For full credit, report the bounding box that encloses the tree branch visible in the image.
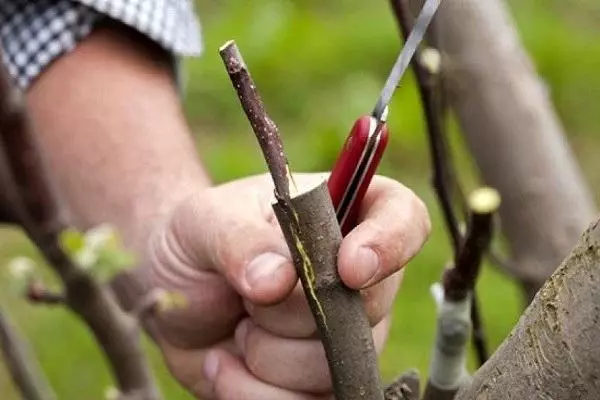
[0,54,160,400]
[0,306,55,400]
[455,217,600,399]
[219,40,384,400]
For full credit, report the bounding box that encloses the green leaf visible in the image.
[59,228,85,256]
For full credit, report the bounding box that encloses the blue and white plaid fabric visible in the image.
[0,0,203,89]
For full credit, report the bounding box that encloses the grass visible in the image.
[1,0,599,398]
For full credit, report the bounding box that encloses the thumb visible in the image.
[157,184,298,306]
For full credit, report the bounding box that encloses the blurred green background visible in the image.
[1,0,599,398]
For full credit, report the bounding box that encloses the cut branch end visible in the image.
[468,187,501,215]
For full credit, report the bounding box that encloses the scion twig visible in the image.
[218,40,293,201]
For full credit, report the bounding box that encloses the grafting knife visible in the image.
[328,0,442,235]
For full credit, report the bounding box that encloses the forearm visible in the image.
[24,22,211,253]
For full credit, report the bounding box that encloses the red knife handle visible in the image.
[328,115,389,236]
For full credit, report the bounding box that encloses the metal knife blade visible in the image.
[372,0,442,120]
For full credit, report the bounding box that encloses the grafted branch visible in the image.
[443,189,499,302]
[219,40,385,400]
[422,188,499,400]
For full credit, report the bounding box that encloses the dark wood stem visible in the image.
[0,307,54,400]
[443,189,499,302]
[469,294,488,365]
[0,53,160,400]
[219,40,384,400]
[389,0,461,254]
[388,0,490,366]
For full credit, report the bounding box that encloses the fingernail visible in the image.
[246,252,289,290]
[203,352,219,382]
[354,247,380,287]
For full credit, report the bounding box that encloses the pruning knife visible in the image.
[328,0,442,235]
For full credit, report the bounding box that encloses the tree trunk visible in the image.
[454,217,600,399]
[418,0,597,303]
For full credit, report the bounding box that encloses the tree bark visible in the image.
[273,182,384,400]
[455,217,600,399]
[415,0,597,303]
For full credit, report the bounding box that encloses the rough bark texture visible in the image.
[273,181,384,400]
[455,217,600,399]
[411,0,597,303]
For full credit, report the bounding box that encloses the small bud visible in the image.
[420,48,441,74]
[468,187,501,215]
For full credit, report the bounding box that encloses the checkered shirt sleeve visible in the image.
[0,0,203,89]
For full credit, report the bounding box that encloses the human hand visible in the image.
[147,172,431,399]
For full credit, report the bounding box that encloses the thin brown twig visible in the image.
[0,306,55,400]
[389,0,461,254]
